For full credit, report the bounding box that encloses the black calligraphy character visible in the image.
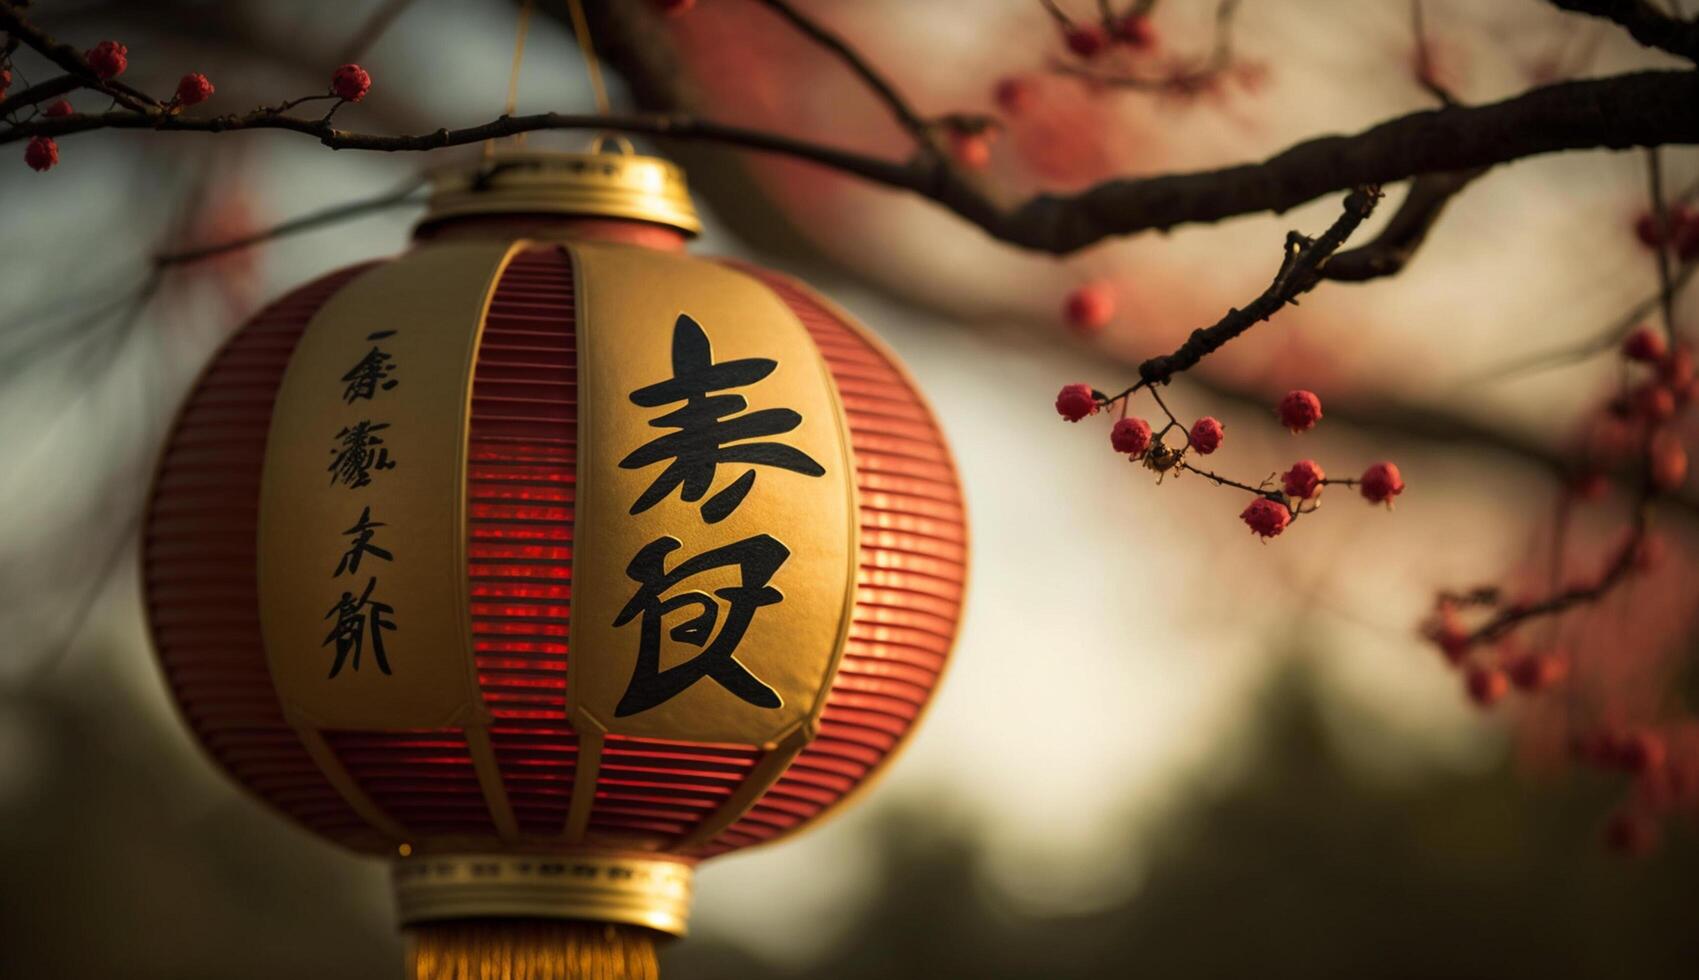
[334,505,394,577]
[612,534,789,716]
[620,314,824,524]
[328,420,396,489]
[321,576,397,678]
[340,331,399,403]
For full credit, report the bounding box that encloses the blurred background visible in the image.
[2,1,1697,976]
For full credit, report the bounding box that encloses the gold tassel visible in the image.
[408,920,660,980]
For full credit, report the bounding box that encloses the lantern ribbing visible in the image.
[141,150,967,974]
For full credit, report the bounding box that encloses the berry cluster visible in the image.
[7,38,224,172]
[9,35,373,173]
[1063,13,1158,61]
[1055,382,1402,539]
[1425,305,1698,853]
[1423,595,1572,708]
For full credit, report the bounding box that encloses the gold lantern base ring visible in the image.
[392,852,696,938]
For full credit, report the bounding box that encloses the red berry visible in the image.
[1508,651,1569,691]
[1634,211,1666,249]
[1464,665,1509,707]
[43,99,72,117]
[175,72,215,107]
[1620,730,1667,774]
[0,68,11,99]
[1065,24,1109,58]
[949,129,991,169]
[1632,381,1676,422]
[1189,417,1224,455]
[24,136,58,172]
[1675,209,1699,261]
[1110,417,1152,456]
[1276,389,1322,433]
[85,40,128,80]
[1281,459,1325,499]
[1604,810,1659,856]
[331,63,372,102]
[1649,431,1687,491]
[1240,497,1290,539]
[993,76,1034,115]
[1623,325,1667,363]
[1112,14,1157,49]
[1427,615,1471,665]
[1055,383,1098,422]
[1359,462,1405,506]
[1064,282,1115,333]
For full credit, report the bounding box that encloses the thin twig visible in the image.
[1179,461,1276,497]
[1131,185,1384,388]
[1466,260,1698,381]
[1470,504,1651,643]
[1324,168,1486,281]
[752,0,934,149]
[153,175,426,268]
[1051,0,1242,94]
[1646,147,1678,338]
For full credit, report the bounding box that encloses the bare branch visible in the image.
[152,175,427,268]
[1464,260,1698,380]
[1050,0,1242,94]
[1548,0,1699,62]
[0,73,79,118]
[2,3,1697,257]
[1645,147,1678,336]
[0,2,158,111]
[1469,503,1651,644]
[1323,168,1487,282]
[750,0,933,150]
[1130,185,1383,389]
[3,69,1695,258]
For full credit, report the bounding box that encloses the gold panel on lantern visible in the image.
[257,241,520,731]
[566,242,858,749]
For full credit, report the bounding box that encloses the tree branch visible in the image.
[2,1,1697,257]
[1050,0,1243,94]
[1130,185,1383,389]
[152,175,426,268]
[749,0,933,149]
[1549,0,1699,63]
[0,73,79,118]
[1323,168,1487,281]
[0,2,158,110]
[4,69,1695,257]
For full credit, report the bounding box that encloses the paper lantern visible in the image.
[141,149,967,977]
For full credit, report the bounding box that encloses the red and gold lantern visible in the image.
[141,149,967,977]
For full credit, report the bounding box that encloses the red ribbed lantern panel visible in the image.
[143,242,966,858]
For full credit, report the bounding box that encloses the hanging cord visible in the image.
[485,0,536,159]
[565,0,613,116]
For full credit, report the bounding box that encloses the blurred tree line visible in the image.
[4,659,1694,979]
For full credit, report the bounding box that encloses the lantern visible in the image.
[141,148,967,977]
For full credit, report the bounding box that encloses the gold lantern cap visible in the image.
[419,141,702,236]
